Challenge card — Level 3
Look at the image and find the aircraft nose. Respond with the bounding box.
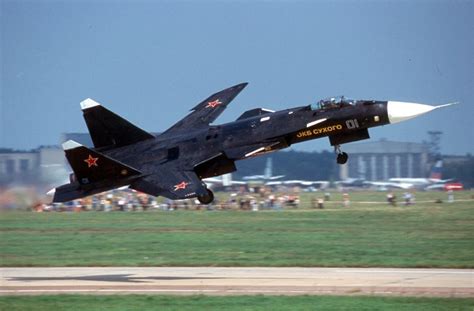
[387,101,437,124]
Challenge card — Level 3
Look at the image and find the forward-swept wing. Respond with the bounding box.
[164,83,248,134]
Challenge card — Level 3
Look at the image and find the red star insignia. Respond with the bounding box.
[173,181,189,191]
[84,154,99,168]
[206,99,222,108]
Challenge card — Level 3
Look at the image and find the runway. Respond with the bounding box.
[1,267,473,297]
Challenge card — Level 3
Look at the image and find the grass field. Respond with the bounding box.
[0,191,473,267]
[0,295,473,311]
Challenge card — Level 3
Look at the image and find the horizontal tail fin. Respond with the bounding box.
[80,98,154,149]
[62,140,141,186]
[50,182,121,203]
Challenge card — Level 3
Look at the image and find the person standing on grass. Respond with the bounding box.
[343,193,350,208]
[447,189,454,203]
[317,198,324,209]
[387,192,396,206]
[403,192,413,206]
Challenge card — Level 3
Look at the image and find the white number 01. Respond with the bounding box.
[346,119,360,129]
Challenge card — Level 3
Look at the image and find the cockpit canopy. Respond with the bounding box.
[311,96,355,111]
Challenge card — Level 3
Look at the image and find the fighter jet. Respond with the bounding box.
[49,83,457,204]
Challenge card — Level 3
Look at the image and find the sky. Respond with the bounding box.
[1,0,473,155]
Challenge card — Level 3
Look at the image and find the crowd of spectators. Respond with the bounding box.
[31,189,302,212]
[13,187,465,213]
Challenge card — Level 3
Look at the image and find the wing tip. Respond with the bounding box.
[62,140,82,150]
[80,98,101,110]
[232,82,248,90]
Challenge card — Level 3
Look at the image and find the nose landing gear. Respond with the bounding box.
[335,145,348,164]
[337,152,348,164]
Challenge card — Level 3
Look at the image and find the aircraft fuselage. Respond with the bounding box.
[103,99,389,180]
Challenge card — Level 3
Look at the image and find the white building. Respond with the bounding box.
[0,146,67,186]
[339,140,429,180]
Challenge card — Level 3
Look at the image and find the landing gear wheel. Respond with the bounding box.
[334,145,349,164]
[337,152,348,165]
[197,189,214,205]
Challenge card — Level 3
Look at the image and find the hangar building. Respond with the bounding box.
[339,140,429,180]
[0,146,67,186]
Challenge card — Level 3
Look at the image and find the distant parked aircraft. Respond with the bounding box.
[243,158,285,181]
[365,160,458,190]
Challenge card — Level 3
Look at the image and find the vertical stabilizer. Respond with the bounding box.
[80,98,154,149]
[429,160,443,180]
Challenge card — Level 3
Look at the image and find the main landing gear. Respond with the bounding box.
[335,145,348,165]
[197,188,214,205]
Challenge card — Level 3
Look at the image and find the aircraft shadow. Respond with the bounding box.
[9,274,223,283]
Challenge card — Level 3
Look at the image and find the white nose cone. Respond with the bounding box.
[46,188,56,196]
[387,101,437,124]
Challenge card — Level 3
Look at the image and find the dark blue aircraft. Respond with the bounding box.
[50,83,456,204]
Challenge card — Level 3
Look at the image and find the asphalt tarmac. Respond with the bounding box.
[1,267,473,297]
